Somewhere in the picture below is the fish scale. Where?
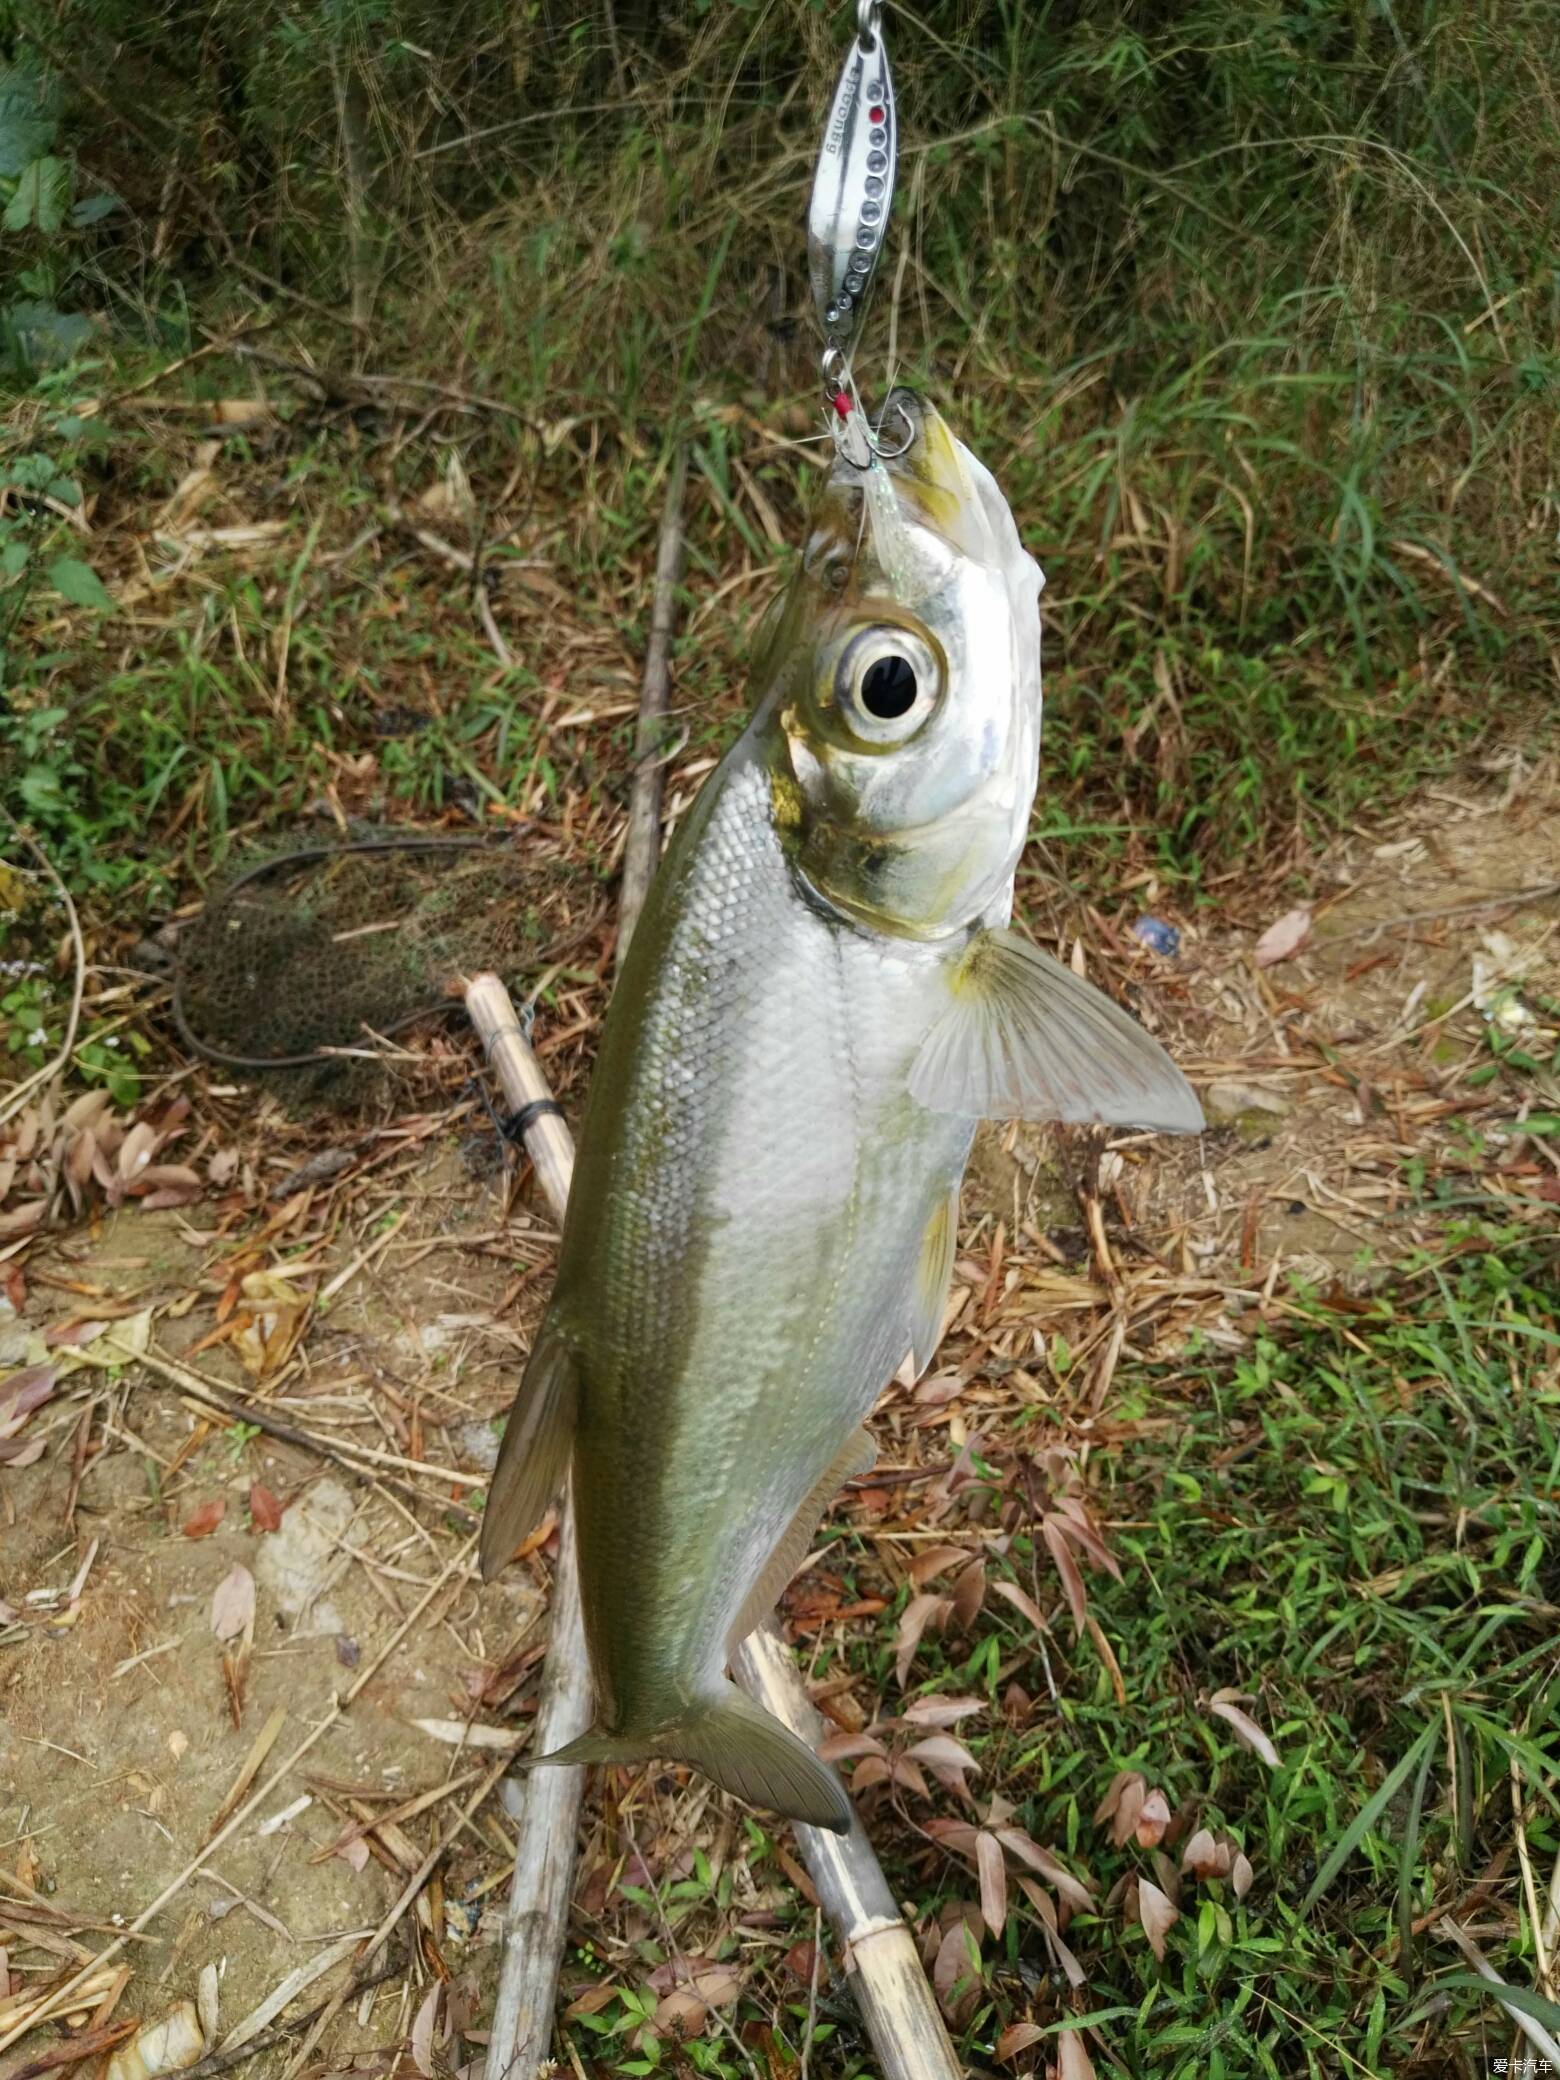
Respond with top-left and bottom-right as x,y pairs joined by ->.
563,752 -> 972,1700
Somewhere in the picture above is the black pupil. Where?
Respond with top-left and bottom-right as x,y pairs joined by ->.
860,653 -> 918,720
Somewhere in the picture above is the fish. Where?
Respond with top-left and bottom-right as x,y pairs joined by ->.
479,391 -> 1202,1831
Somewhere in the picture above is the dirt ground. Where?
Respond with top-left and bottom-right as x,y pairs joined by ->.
2,750 -> 1557,2075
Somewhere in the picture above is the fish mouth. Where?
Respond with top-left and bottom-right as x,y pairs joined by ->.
831,388 -> 997,569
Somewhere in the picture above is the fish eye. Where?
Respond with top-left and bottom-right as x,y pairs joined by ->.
835,625 -> 940,746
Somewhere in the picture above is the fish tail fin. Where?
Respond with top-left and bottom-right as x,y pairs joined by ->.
528,1687 -> 852,1835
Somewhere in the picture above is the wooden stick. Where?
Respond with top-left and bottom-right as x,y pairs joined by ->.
463,974 -> 961,2080
730,1627 -> 961,2077
464,975 -> 590,2080
615,444 -> 689,977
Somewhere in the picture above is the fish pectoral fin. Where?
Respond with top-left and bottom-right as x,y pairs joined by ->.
908,1186 -> 959,1377
728,1427 -> 877,1653
909,927 -> 1205,1133
531,1688 -> 852,1834
477,1323 -> 580,1581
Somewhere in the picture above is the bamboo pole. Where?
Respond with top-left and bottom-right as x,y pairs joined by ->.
464,976 -> 588,2080
466,974 -> 962,2080
731,1625 -> 962,2075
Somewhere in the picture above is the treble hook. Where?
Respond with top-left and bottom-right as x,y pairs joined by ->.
806,1 -> 906,466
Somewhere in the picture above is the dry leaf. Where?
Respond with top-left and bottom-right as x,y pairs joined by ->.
990,1578 -> 1046,1631
103,2002 -> 204,2080
1041,1518 -> 1089,1629
1254,905 -> 1312,967
908,1734 -> 979,1773
907,1544 -> 971,1585
817,1732 -> 886,1763
895,1592 -> 952,1686
1110,1774 -> 1147,1848
409,1984 -> 441,2078
995,1833 -> 1095,1913
653,1988 -> 708,2039
976,1830 -> 1007,1936
931,1920 -> 982,2023
182,1498 -> 226,1539
1208,1691 -> 1282,1769
902,1695 -> 985,1728
951,1556 -> 987,1629
1135,1787 -> 1172,1847
210,1563 -> 255,1641
1136,1877 -> 1179,1962
995,2022 -> 1045,2061
1017,1879 -> 1088,1985
248,1482 -> 284,1532
1181,1827 -> 1227,1880
1058,2029 -> 1097,2080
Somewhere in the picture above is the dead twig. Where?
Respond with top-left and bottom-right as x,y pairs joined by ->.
615,443 -> 689,976
173,1960 -> 399,2080
118,1339 -> 479,1530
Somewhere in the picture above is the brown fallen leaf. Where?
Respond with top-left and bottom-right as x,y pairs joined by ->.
1136,1876 -> 1180,1962
10,2017 -> 141,2080
931,1918 -> 982,2025
976,1829 -> 1007,1937
995,2020 -> 1044,2062
1254,905 -> 1312,968
182,1499 -> 226,1538
1135,1787 -> 1172,1848
895,1591 -> 952,1686
210,1564 -> 255,1642
1208,1690 -> 1282,1769
248,1482 -> 284,1532
1058,2029 -> 1098,2080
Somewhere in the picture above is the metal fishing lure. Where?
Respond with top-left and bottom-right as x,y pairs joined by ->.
806,1 -> 907,462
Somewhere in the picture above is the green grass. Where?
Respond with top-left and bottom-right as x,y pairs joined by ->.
4,2 -> 1559,909
551,1228 -> 1559,2077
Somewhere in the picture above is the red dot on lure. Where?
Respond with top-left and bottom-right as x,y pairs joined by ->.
869,105 -> 886,123
831,390 -> 852,418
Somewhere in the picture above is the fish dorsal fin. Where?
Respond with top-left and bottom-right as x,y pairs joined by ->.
909,927 -> 1204,1133
909,1186 -> 959,1377
478,1322 -> 580,1581
727,1426 -> 877,1652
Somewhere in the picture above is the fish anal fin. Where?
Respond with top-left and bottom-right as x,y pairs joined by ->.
909,1186 -> 959,1377
727,1426 -> 876,1652
909,927 -> 1204,1133
477,1323 -> 579,1581
531,1685 -> 851,1834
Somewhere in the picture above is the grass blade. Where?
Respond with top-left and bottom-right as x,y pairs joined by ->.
1301,1719 -> 1436,1915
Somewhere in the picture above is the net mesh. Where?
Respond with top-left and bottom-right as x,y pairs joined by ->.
172,833 -> 600,1107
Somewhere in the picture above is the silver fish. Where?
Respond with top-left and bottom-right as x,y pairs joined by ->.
480,394 -> 1201,1831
